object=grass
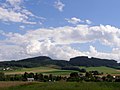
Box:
[4,67,77,76]
[4,67,58,75]
[42,70,78,75]
[3,66,120,76]
[1,82,120,90]
[1,66,120,90]
[80,66,120,74]
[0,81,32,89]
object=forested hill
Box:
[0,56,119,68]
[69,56,119,67]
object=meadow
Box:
[3,66,120,76]
[0,81,32,90]
[80,66,120,75]
[1,82,120,90]
[3,66,78,76]
[1,66,120,90]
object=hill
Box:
[0,56,70,68]
[69,56,119,68]
[0,56,119,68]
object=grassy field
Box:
[1,82,120,90]
[1,66,120,90]
[4,67,78,76]
[4,67,58,75]
[42,70,78,75]
[0,81,32,89]
[3,66,120,76]
[80,66,120,74]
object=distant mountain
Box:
[0,56,119,68]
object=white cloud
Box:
[54,0,65,12]
[0,0,45,24]
[65,17,83,24]
[0,7,28,23]
[85,46,120,61]
[86,19,92,24]
[0,24,120,61]
[19,25,25,29]
[89,45,97,54]
[65,17,92,25]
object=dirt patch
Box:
[116,70,120,72]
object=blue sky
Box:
[0,0,120,61]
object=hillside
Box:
[0,56,119,68]
[0,56,70,68]
[69,56,119,67]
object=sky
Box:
[0,0,120,62]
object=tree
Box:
[38,73,44,81]
[23,72,28,81]
[85,72,93,78]
[28,72,34,78]
[106,74,113,82]
[0,72,5,81]
[80,68,86,73]
[49,74,53,81]
[70,72,79,78]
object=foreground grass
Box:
[1,82,120,90]
[0,81,32,90]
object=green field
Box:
[80,66,120,74]
[1,82,120,90]
[3,66,120,76]
[1,66,120,90]
[4,67,78,76]
[42,70,78,75]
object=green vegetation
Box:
[0,66,120,90]
[0,81,31,89]
[0,56,120,90]
[1,82,120,90]
[3,66,120,75]
[80,66,120,74]
[4,67,57,75]
[0,56,119,69]
[42,70,78,75]
[4,67,78,75]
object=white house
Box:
[27,78,34,82]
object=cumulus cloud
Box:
[0,24,120,61]
[0,0,45,24]
[0,7,28,23]
[65,17,83,24]
[85,46,120,61]
[89,46,97,54]
[54,0,65,12]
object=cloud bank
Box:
[0,24,120,61]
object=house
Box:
[27,78,34,82]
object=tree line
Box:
[0,71,120,82]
